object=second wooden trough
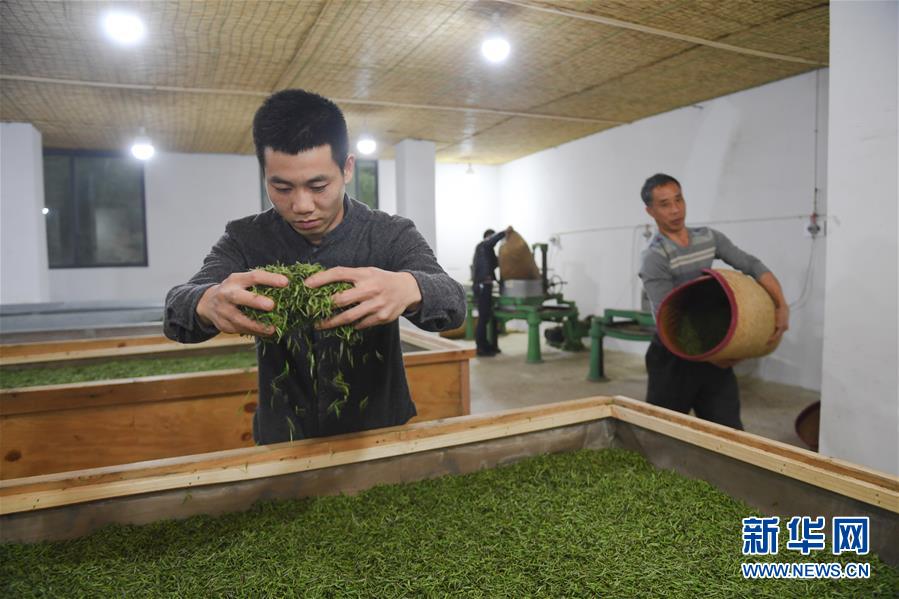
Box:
[0,328,474,479]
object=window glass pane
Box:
[353,160,378,210]
[43,155,75,267]
[74,156,145,265]
[43,151,147,268]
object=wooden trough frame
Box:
[1,396,896,566]
[0,328,474,479]
[0,332,253,367]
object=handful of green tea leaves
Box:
[241,262,365,421]
[242,262,360,345]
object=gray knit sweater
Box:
[639,227,770,317]
[164,196,465,444]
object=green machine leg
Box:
[562,312,587,352]
[526,310,543,363]
[588,316,607,381]
[464,297,475,340]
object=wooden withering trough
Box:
[1,396,896,567]
[0,328,474,479]
[0,332,252,367]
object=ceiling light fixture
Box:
[41,207,49,215]
[481,13,511,64]
[102,11,146,46]
[131,128,155,160]
[356,136,377,155]
[466,163,475,175]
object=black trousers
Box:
[473,281,499,352]
[645,336,743,429]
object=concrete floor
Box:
[461,331,819,449]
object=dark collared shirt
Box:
[472,230,506,283]
[164,196,465,444]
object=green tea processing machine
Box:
[465,243,585,363]
[464,242,657,372]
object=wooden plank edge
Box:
[610,399,899,514]
[460,361,471,415]
[0,397,615,515]
[0,336,255,367]
[610,396,899,491]
[399,327,469,351]
[403,348,476,366]
[0,369,258,415]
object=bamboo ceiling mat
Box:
[1,0,828,164]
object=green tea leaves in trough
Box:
[0,350,258,389]
[2,449,897,597]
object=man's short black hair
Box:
[252,89,349,170]
[641,173,681,206]
[483,229,496,239]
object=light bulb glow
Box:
[42,207,49,215]
[481,36,510,63]
[103,12,146,45]
[131,138,155,160]
[356,137,377,155]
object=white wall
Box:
[819,1,898,475]
[0,123,50,304]
[47,151,261,302]
[377,160,502,284]
[395,139,437,250]
[377,159,397,215]
[434,163,503,284]
[497,70,829,392]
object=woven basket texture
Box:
[658,268,778,361]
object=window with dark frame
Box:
[43,149,148,268]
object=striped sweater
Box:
[639,227,770,316]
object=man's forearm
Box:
[757,272,787,308]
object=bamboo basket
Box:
[657,269,778,362]
[498,230,540,280]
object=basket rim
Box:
[657,268,739,361]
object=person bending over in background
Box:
[164,89,465,444]
[638,173,789,429]
[471,226,511,357]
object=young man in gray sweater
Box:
[164,90,465,444]
[638,173,789,429]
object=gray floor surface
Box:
[462,331,820,449]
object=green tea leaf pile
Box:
[242,262,360,346]
[241,262,366,420]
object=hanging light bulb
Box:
[131,127,155,160]
[102,11,146,46]
[465,163,475,175]
[357,136,377,155]
[481,13,511,63]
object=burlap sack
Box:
[498,230,540,280]
[656,268,779,362]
